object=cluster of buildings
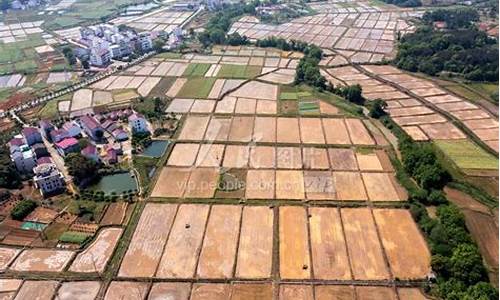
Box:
[77,24,164,66]
[10,0,42,10]
[8,127,64,197]
[8,109,149,197]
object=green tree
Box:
[65,153,99,185]
[11,199,37,221]
[368,99,387,118]
[449,244,487,285]
[342,84,364,104]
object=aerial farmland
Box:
[0,0,496,298]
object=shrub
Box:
[11,199,37,221]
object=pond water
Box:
[141,140,170,158]
[90,172,138,195]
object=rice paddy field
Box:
[435,140,499,170]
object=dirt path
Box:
[444,186,499,286]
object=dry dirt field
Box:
[9,249,74,272]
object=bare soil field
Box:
[309,207,351,279]
[303,148,330,170]
[168,144,203,167]
[277,118,300,143]
[191,99,216,113]
[215,96,237,113]
[14,280,58,300]
[362,173,401,201]
[276,147,302,169]
[0,247,20,271]
[236,206,274,279]
[322,119,351,144]
[196,144,225,167]
[223,145,250,168]
[245,170,275,199]
[279,285,313,300]
[419,122,466,140]
[119,204,177,277]
[253,117,276,143]
[166,98,194,113]
[231,283,273,300]
[374,209,431,279]
[235,98,257,114]
[228,116,254,142]
[333,172,367,201]
[341,208,389,280]
[304,171,336,200]
[315,285,355,300]
[56,281,101,300]
[345,118,374,145]
[184,167,219,198]
[100,202,128,225]
[156,204,210,278]
[10,249,74,272]
[256,100,278,114]
[70,227,123,273]
[356,153,383,171]
[249,146,276,169]
[275,170,305,199]
[137,77,161,97]
[104,281,149,300]
[190,283,231,300]
[231,81,278,100]
[403,126,429,141]
[178,116,210,141]
[151,167,190,198]
[205,117,232,141]
[197,205,241,279]
[166,78,187,97]
[300,118,326,144]
[398,288,431,300]
[279,206,311,279]
[148,282,191,300]
[357,286,397,300]
[329,149,357,170]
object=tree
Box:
[11,199,37,221]
[62,47,77,65]
[368,99,387,118]
[342,84,364,104]
[449,243,487,285]
[65,153,99,185]
[465,282,498,300]
[153,39,166,52]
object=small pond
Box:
[89,172,138,195]
[141,140,170,158]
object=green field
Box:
[435,140,499,170]
[37,100,59,119]
[279,90,312,101]
[177,78,216,98]
[183,63,211,77]
[216,64,261,79]
[298,100,319,114]
[59,231,91,244]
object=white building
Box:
[11,145,37,174]
[33,163,65,196]
[128,113,148,133]
[138,33,153,51]
[90,48,111,66]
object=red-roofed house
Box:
[78,116,104,141]
[55,138,80,156]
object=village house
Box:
[128,113,148,133]
[21,127,42,146]
[55,138,80,156]
[50,129,70,143]
[81,145,99,162]
[33,163,65,197]
[62,121,82,138]
[78,116,104,141]
[11,145,36,174]
[39,120,55,141]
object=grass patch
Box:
[37,100,59,119]
[59,231,91,244]
[280,92,298,100]
[183,63,211,77]
[298,100,319,114]
[155,52,182,59]
[435,140,498,170]
[0,88,14,102]
[177,77,216,98]
[216,64,261,79]
[133,155,159,192]
[43,223,68,240]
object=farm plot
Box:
[304,171,336,200]
[69,227,123,273]
[277,117,300,143]
[71,89,93,111]
[156,204,210,279]
[249,146,275,169]
[279,206,311,279]
[0,247,20,271]
[104,281,149,300]
[56,281,101,300]
[151,167,191,198]
[119,204,177,277]
[231,81,278,100]
[204,116,232,142]
[0,279,22,300]
[14,280,58,300]
[216,64,261,79]
[245,170,275,199]
[149,282,191,299]
[178,115,210,140]
[177,78,216,98]
[435,140,498,170]
[373,209,431,279]
[342,208,389,280]
[10,249,74,272]
[100,202,128,225]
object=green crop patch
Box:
[216,64,261,79]
[435,140,499,170]
[299,100,319,114]
[183,63,211,77]
[177,77,216,98]
[59,231,91,244]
